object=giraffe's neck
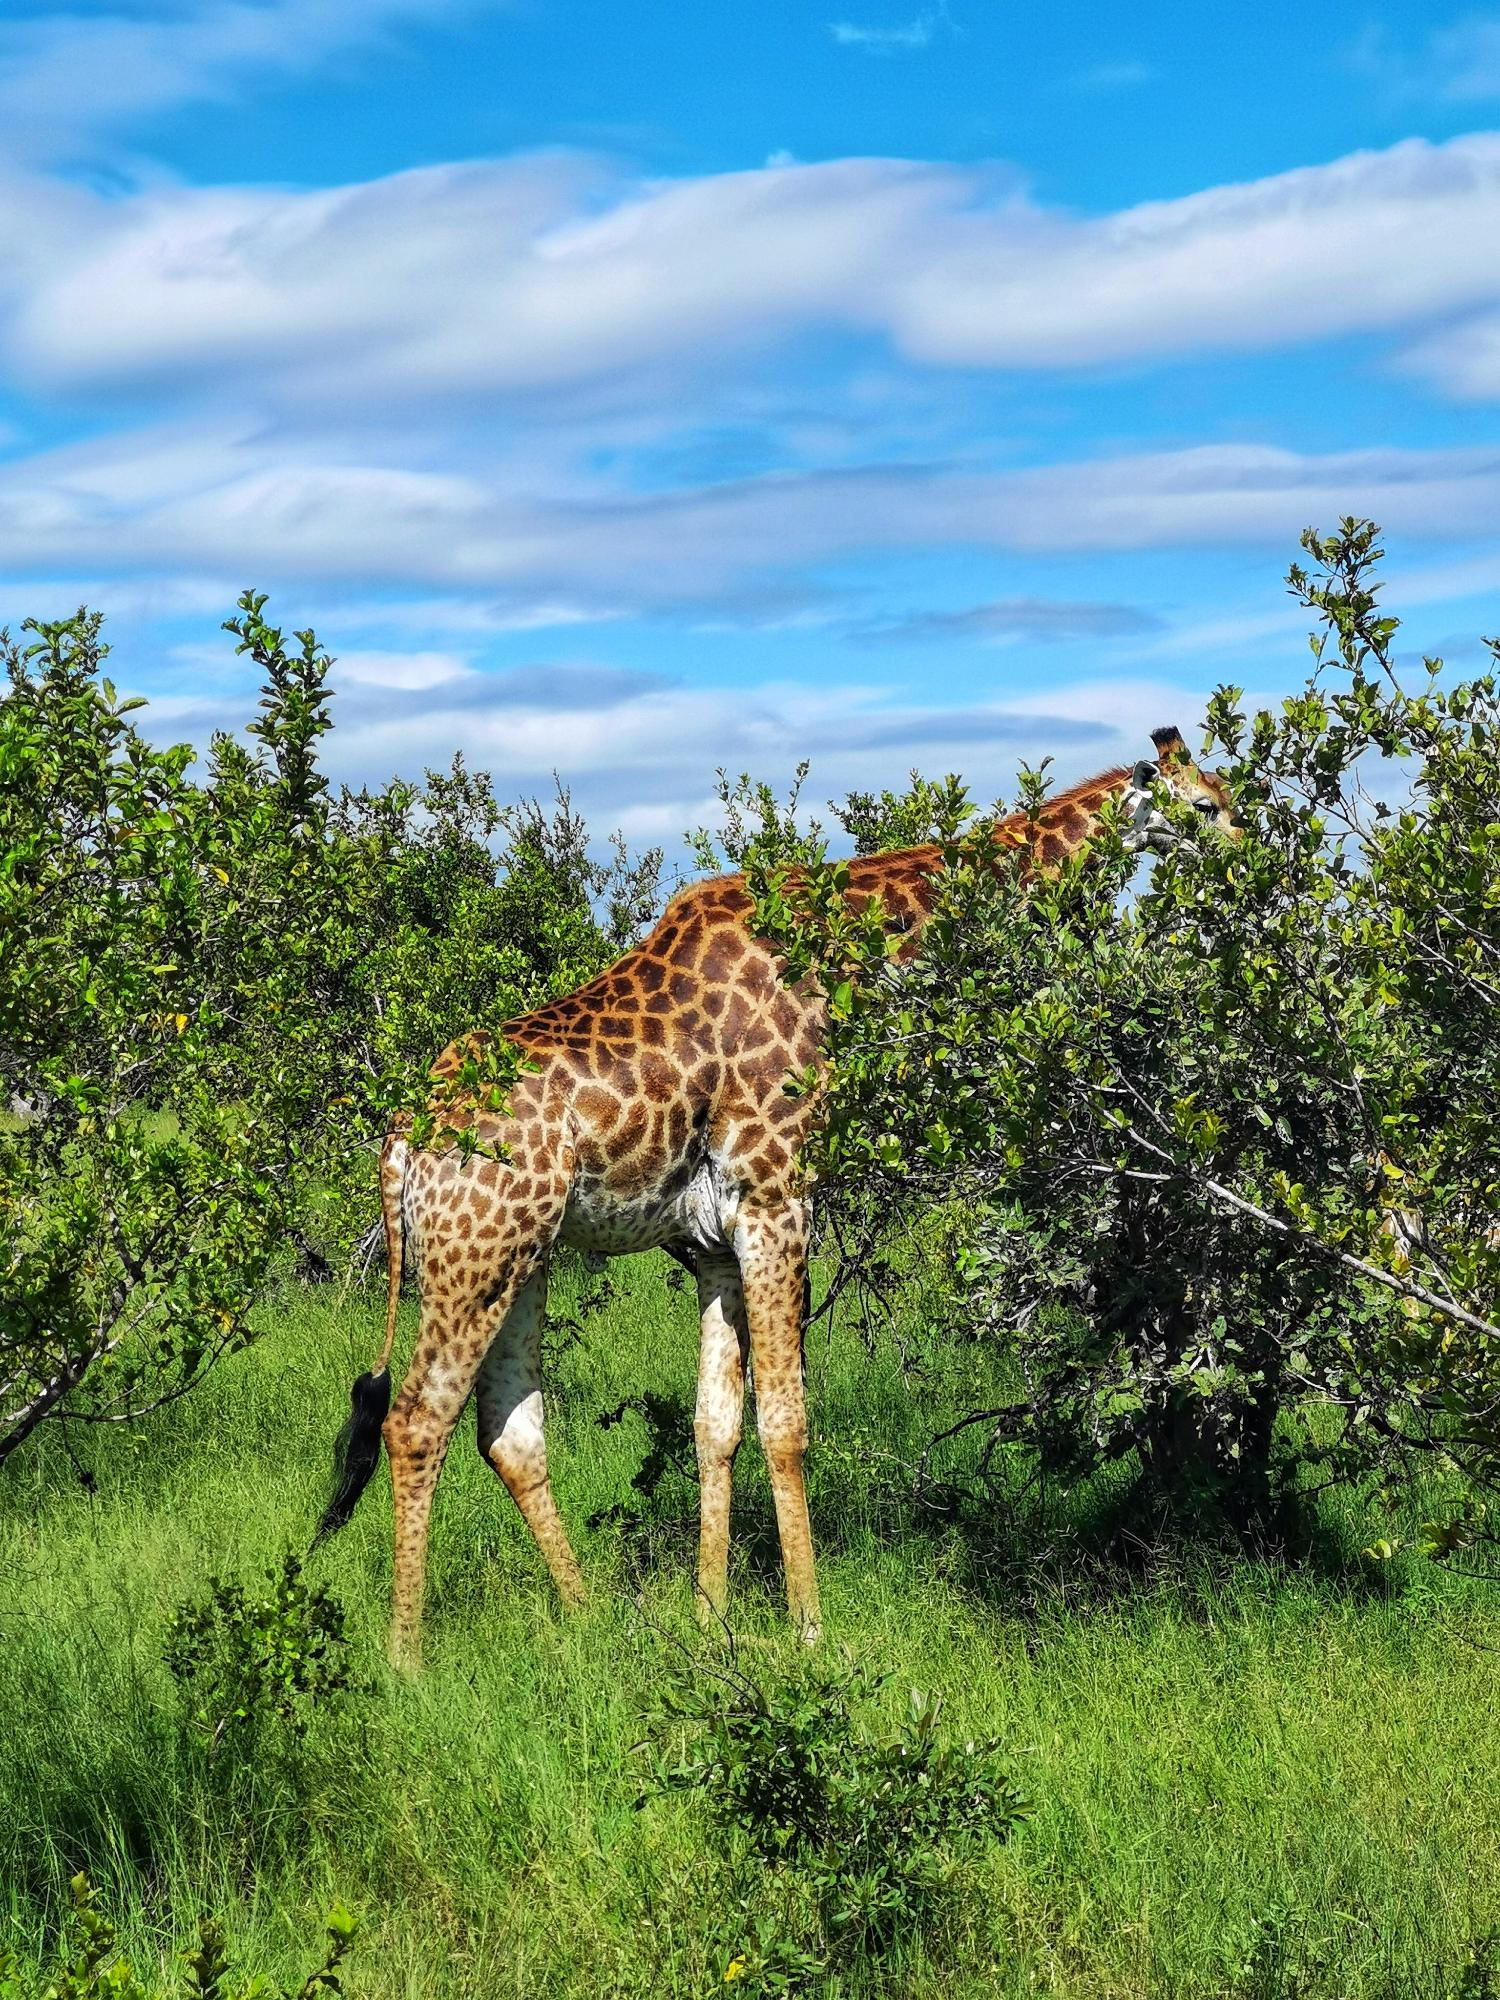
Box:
[843,767,1131,930]
[992,766,1133,874]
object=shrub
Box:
[0,597,661,1462]
[750,522,1500,1543]
[0,1873,356,2000]
[164,1550,361,1758]
[643,1657,1025,1993]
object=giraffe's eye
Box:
[1193,796,1218,816]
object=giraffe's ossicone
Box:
[316,729,1235,1665]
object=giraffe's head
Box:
[1119,726,1236,854]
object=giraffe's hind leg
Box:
[384,1240,551,1668]
[383,1296,497,1671]
[693,1251,749,1624]
[475,1262,585,1607]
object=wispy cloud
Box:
[1351,15,1500,103]
[9,134,1500,411]
[1401,309,1500,399]
[1429,15,1500,98]
[0,0,1486,830]
[829,4,954,53]
[4,427,1498,608]
[854,597,1163,645]
[334,647,474,690]
[0,0,478,157]
[1064,59,1157,93]
[122,650,1139,836]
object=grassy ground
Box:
[1,1254,1496,1997]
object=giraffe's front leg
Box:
[736,1201,821,1642]
[693,1252,749,1626]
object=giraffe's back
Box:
[419,851,943,1261]
[448,874,819,1258]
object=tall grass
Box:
[2,1253,1496,1997]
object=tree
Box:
[754,524,1499,1544]
[0,596,660,1462]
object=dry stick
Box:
[1120,1123,1500,1344]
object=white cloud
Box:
[1352,16,1500,104]
[10,133,1500,406]
[334,647,474,689]
[1402,309,1500,398]
[889,135,1500,375]
[0,569,234,624]
[991,673,1245,746]
[1387,543,1500,607]
[2,153,940,400]
[246,593,627,640]
[0,0,480,155]
[1,10,1487,833]
[1121,602,1310,665]
[129,651,1156,834]
[830,10,947,53]
[1122,537,1500,671]
[4,429,1500,603]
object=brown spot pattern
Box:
[368,744,1202,1664]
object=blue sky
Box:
[2,0,1499,846]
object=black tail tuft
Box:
[313,1368,392,1547]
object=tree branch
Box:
[1121,1123,1500,1344]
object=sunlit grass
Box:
[2,1254,1496,1997]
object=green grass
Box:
[2,1255,1497,1997]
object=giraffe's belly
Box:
[558,1158,741,1259]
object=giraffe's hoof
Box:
[693,1586,730,1635]
[554,1573,588,1612]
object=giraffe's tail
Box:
[313,1129,407,1546]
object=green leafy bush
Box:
[164,1551,360,1757]
[1458,1932,1500,2000]
[750,522,1500,1542]
[644,1658,1025,1993]
[0,596,661,1462]
[0,1873,356,2000]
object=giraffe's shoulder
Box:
[655,871,755,927]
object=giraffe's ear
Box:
[1150,725,1187,765]
[1130,758,1158,791]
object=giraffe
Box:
[317,726,1236,1664]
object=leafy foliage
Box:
[0,596,660,1461]
[0,1873,356,2000]
[644,1656,1024,1993]
[688,764,830,877]
[164,1551,361,1757]
[751,523,1500,1539]
[832,772,975,859]
[587,1389,698,1540]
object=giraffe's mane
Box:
[1030,763,1132,817]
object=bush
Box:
[164,1550,362,1758]
[0,1873,357,2000]
[750,522,1500,1544]
[643,1657,1025,1993]
[0,596,661,1462]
